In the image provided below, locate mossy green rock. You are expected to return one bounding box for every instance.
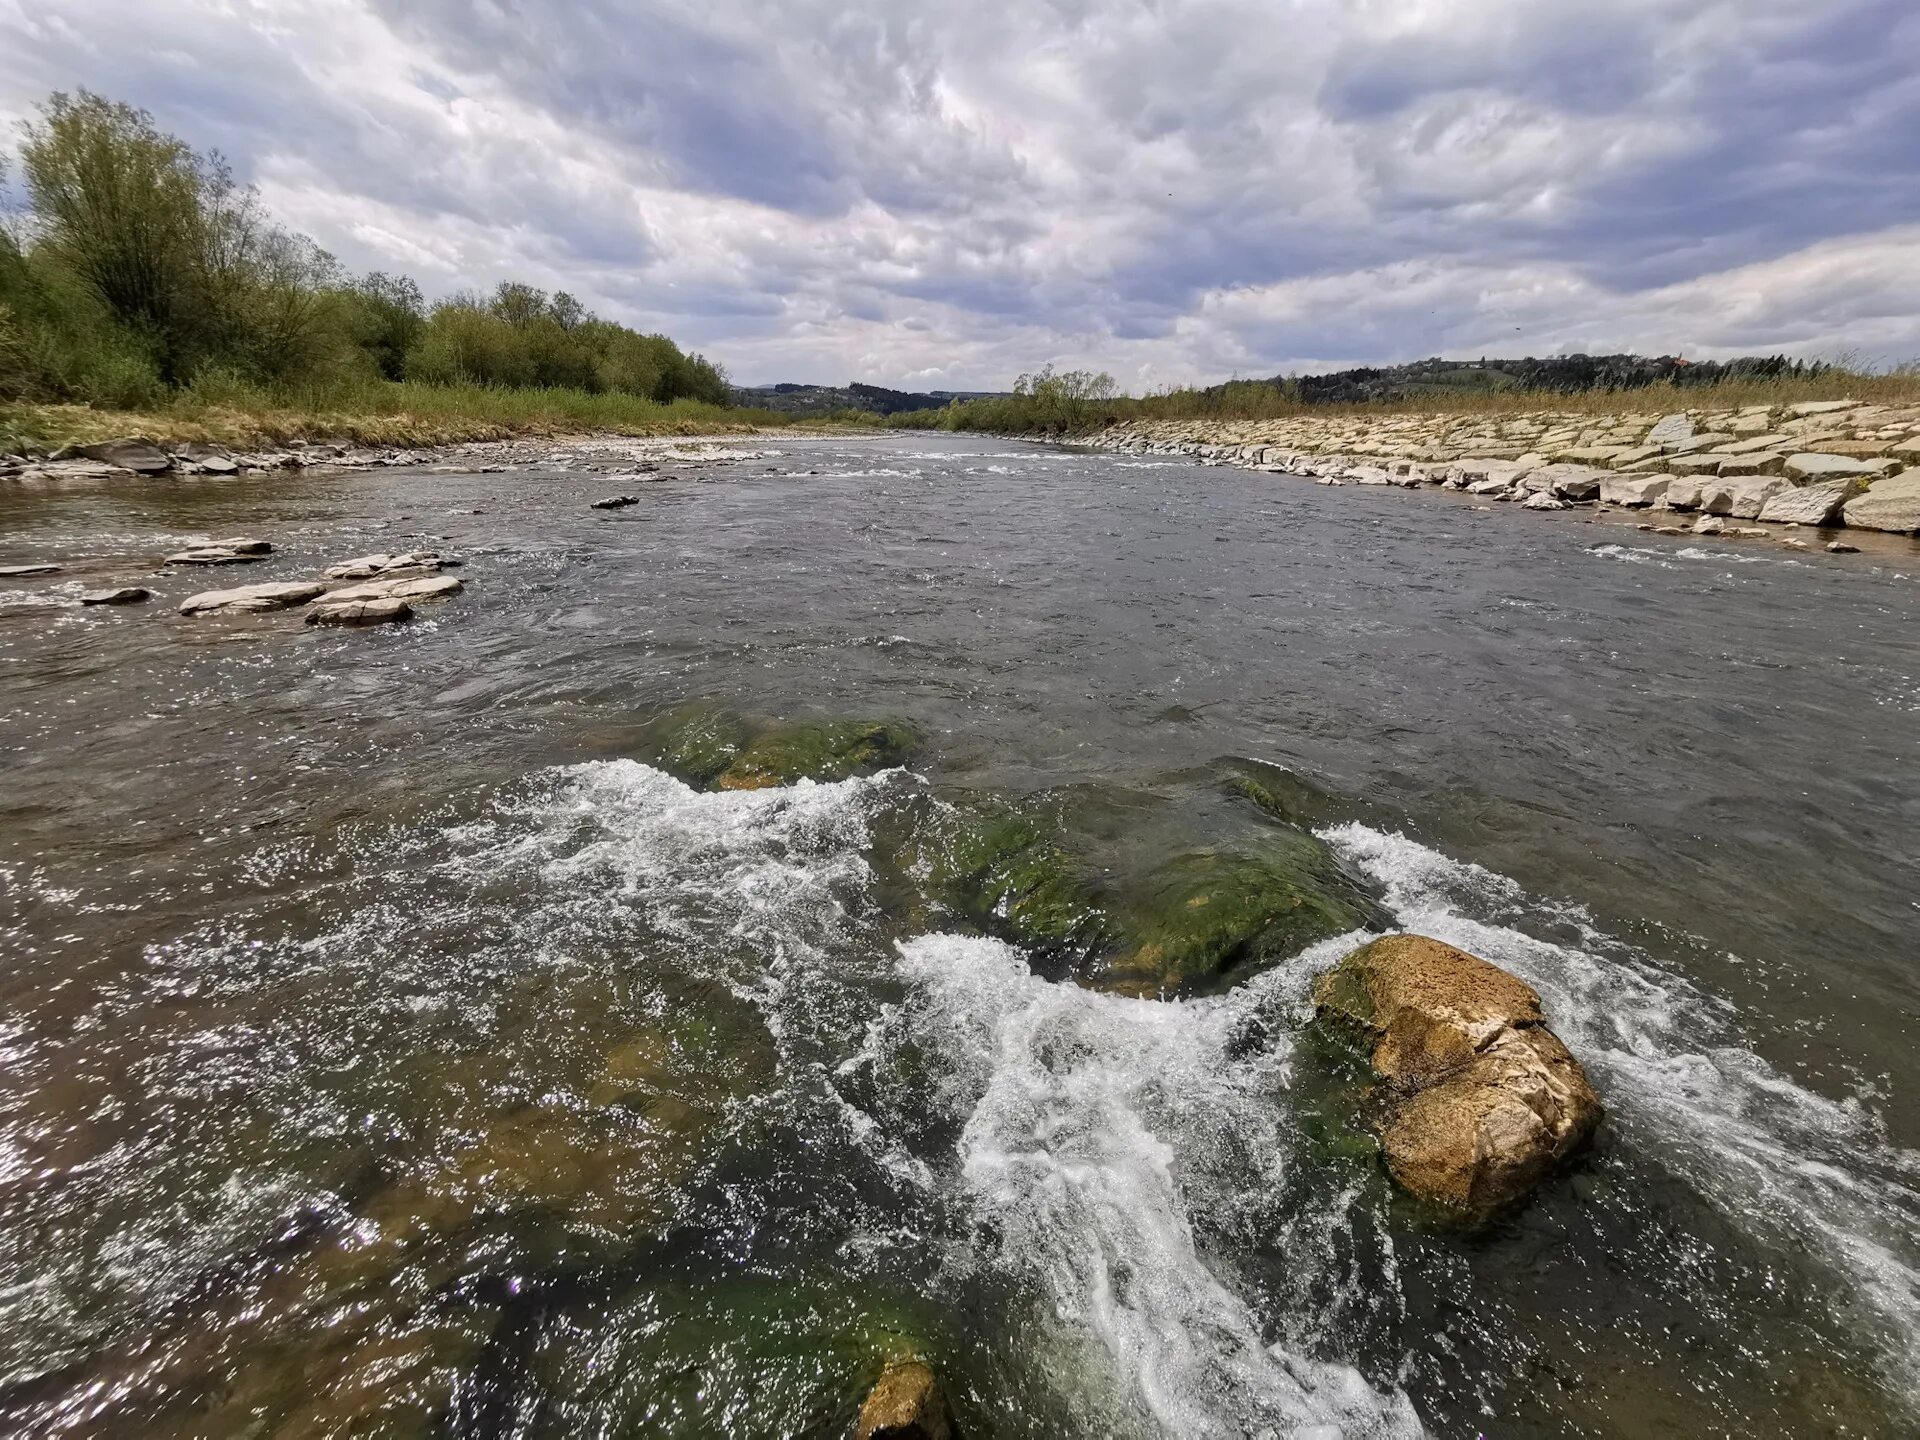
[901,800,1111,961]
[714,720,920,790]
[1098,838,1384,996]
[649,702,748,787]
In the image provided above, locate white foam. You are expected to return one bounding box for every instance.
[891,932,1424,1437]
[1322,822,1920,1388]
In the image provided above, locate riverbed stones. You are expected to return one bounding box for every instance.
[855,1361,951,1440]
[1313,934,1602,1218]
[80,586,151,605]
[306,596,412,627]
[1841,473,1920,532]
[179,581,329,615]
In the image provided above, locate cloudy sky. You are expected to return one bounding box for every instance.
[4,0,1918,391]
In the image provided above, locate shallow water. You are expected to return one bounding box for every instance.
[2,433,1917,1436]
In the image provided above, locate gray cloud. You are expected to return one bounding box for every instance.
[3,0,1918,388]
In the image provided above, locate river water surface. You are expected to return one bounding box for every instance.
[2,433,1918,1436]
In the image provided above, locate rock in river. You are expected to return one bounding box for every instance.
[76,438,172,474]
[179,581,328,615]
[1314,934,1602,1219]
[1841,473,1920,533]
[306,597,412,627]
[80,586,151,605]
[0,563,62,577]
[855,1361,951,1440]
[591,494,640,509]
[323,574,463,603]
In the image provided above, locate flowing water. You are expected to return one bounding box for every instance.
[2,433,1917,1437]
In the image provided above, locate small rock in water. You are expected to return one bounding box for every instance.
[1692,516,1726,536]
[1826,540,1861,553]
[1521,491,1568,511]
[1314,934,1603,1219]
[306,597,412,627]
[80,586,151,605]
[591,494,640,510]
[165,537,271,566]
[0,563,62,577]
[855,1361,950,1440]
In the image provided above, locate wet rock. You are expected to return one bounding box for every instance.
[165,537,271,565]
[306,597,412,627]
[324,550,448,580]
[856,1361,951,1440]
[323,574,463,603]
[80,586,150,605]
[591,494,640,509]
[1826,540,1861,554]
[1692,515,1725,536]
[179,581,329,614]
[1841,473,1920,533]
[1314,934,1602,1218]
[1101,841,1385,997]
[76,438,172,474]
[1521,491,1568,511]
[0,563,62,577]
[712,719,919,790]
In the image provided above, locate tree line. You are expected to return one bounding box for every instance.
[0,91,730,410]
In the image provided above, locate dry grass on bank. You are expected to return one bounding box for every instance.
[0,379,802,455]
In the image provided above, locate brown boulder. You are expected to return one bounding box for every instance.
[856,1361,951,1440]
[1314,934,1601,1218]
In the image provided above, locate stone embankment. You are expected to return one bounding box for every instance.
[1088,399,1920,535]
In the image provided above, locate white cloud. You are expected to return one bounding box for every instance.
[3,0,1917,387]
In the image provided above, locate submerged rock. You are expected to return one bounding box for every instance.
[712,719,919,790]
[1314,934,1602,1219]
[856,1361,951,1440]
[80,586,150,605]
[591,494,640,509]
[179,581,329,615]
[0,563,62,577]
[1102,842,1382,996]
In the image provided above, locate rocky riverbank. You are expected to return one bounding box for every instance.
[0,431,784,484]
[1085,399,1920,537]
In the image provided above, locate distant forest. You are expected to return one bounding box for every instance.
[731,381,1005,416]
[1269,353,1834,405]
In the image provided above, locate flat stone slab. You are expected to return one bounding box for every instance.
[80,586,152,605]
[324,551,447,580]
[179,582,329,615]
[0,563,62,577]
[306,597,412,627]
[1841,473,1920,533]
[322,574,463,603]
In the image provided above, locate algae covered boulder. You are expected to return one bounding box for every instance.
[714,719,919,790]
[1314,934,1602,1218]
[896,797,1111,965]
[642,705,919,791]
[1099,839,1385,997]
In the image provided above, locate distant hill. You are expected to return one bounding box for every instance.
[1265,353,1831,405]
[732,381,1008,416]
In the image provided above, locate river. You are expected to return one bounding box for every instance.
[2,432,1917,1436]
